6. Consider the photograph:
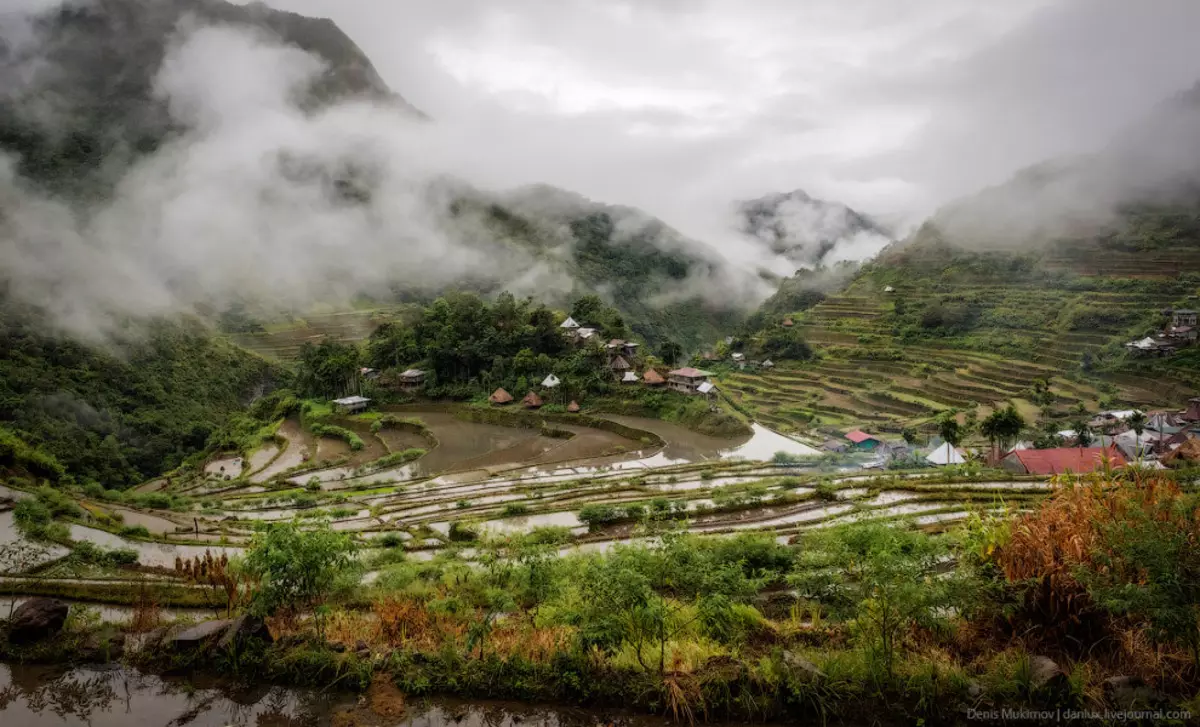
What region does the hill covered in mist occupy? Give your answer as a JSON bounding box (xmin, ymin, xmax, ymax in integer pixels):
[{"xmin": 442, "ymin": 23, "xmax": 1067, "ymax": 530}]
[
  {"xmin": 737, "ymin": 189, "xmax": 892, "ymax": 272},
  {"xmin": 0, "ymin": 0, "xmax": 778, "ymax": 352}
]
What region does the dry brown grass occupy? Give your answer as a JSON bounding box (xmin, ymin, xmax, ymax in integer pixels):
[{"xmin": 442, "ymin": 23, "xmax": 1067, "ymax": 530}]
[
  {"xmin": 993, "ymin": 473, "xmax": 1191, "ymax": 639},
  {"xmin": 174, "ymin": 550, "xmax": 256, "ymax": 617},
  {"xmin": 128, "ymin": 587, "xmax": 161, "ymax": 633}
]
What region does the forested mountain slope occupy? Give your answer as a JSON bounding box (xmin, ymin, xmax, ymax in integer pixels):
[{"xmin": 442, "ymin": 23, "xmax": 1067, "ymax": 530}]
[{"xmin": 0, "ymin": 297, "xmax": 276, "ymax": 487}]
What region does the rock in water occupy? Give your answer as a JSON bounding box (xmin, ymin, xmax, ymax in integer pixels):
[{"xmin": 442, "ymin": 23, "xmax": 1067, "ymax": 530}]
[
  {"xmin": 6, "ymin": 598, "xmax": 70, "ymax": 644},
  {"xmin": 168, "ymin": 619, "xmax": 234, "ymax": 651}
]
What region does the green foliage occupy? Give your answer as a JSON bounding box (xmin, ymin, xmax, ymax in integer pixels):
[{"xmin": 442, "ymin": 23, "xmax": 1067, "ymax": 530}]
[
  {"xmin": 71, "ymin": 541, "xmax": 138, "ymax": 567},
  {"xmin": 792, "ymin": 524, "xmax": 966, "ymax": 681},
  {"xmin": 936, "ymin": 413, "xmax": 966, "ymax": 447},
  {"xmin": 242, "ymin": 522, "xmax": 360, "ymax": 618},
  {"xmin": 1083, "ymin": 488, "xmax": 1200, "ymax": 668},
  {"xmin": 493, "ymin": 503, "xmax": 526, "ymax": 518},
  {"xmin": 118, "ymin": 525, "xmax": 150, "ymax": 538},
  {"xmin": 369, "ymin": 448, "xmax": 426, "ymax": 469},
  {"xmin": 759, "ymin": 326, "xmax": 814, "ymax": 360},
  {"xmin": 980, "ymin": 404, "xmax": 1025, "ymax": 456},
  {"xmin": 295, "ymin": 338, "xmax": 361, "ymax": 399},
  {"xmin": 0, "ymin": 305, "xmax": 275, "ymax": 487},
  {"xmin": 308, "ymin": 422, "xmax": 364, "ymax": 451},
  {"xmin": 0, "ymin": 426, "xmax": 65, "ymax": 481}
]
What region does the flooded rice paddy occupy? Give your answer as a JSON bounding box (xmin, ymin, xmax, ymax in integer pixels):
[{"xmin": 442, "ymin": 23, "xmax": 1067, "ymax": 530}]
[{"xmin": 1, "ymin": 408, "xmax": 1046, "ymax": 599}]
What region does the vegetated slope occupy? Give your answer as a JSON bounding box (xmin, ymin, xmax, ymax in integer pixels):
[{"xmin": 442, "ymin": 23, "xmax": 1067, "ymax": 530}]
[
  {"xmin": 0, "ymin": 0, "xmax": 421, "ymax": 198},
  {"xmin": 726, "ymin": 87, "xmax": 1200, "ymax": 435},
  {"xmin": 0, "ymin": 297, "xmax": 277, "ymax": 487},
  {"xmin": 738, "ymin": 188, "xmax": 893, "ymax": 270}
]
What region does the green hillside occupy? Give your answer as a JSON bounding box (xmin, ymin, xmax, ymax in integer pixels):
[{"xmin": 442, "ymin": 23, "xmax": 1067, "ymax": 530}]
[
  {"xmin": 0, "ymin": 299, "xmax": 277, "ymax": 487},
  {"xmin": 725, "ymin": 204, "xmax": 1200, "ymax": 435}
]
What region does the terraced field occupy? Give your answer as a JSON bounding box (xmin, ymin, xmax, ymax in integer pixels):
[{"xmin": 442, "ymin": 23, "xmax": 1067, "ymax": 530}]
[
  {"xmin": 229, "ymin": 306, "xmax": 415, "ymax": 361},
  {"xmin": 0, "ymin": 411, "xmax": 1050, "ymax": 608},
  {"xmin": 727, "ymin": 258, "xmax": 1200, "ymax": 433}
]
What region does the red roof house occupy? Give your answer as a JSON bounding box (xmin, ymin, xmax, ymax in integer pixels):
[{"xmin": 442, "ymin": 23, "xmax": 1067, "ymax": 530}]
[
  {"xmin": 844, "ymin": 430, "xmax": 881, "ymax": 450},
  {"xmin": 1000, "ymin": 446, "xmax": 1126, "ymax": 476}
]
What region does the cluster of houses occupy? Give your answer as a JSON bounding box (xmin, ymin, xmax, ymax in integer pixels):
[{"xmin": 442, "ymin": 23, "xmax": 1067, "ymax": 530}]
[
  {"xmin": 353, "ymin": 314, "xmax": 728, "ymax": 415},
  {"xmin": 477, "ymin": 317, "xmax": 724, "ymax": 412},
  {"xmin": 824, "ymin": 397, "xmax": 1200, "ymax": 474},
  {"xmin": 1124, "ymin": 308, "xmax": 1197, "ymax": 356}
]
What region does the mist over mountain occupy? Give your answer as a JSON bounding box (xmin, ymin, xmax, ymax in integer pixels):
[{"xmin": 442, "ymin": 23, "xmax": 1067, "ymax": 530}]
[
  {"xmin": 914, "ymin": 80, "xmax": 1200, "ymax": 254},
  {"xmin": 0, "ymin": 0, "xmax": 785, "ymax": 349},
  {"xmin": 737, "ymin": 189, "xmax": 893, "ymax": 274}
]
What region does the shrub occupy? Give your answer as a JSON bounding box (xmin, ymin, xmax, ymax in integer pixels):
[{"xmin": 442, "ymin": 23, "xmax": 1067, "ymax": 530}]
[
  {"xmin": 500, "ymin": 503, "xmax": 530, "ymax": 517},
  {"xmin": 119, "ymin": 525, "xmax": 150, "ymax": 538},
  {"xmin": 242, "ymin": 522, "xmax": 359, "ymax": 619}
]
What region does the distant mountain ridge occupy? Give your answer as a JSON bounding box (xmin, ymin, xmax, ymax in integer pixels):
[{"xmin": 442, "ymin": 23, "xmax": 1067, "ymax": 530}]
[{"xmin": 737, "ymin": 189, "xmax": 893, "ymax": 271}]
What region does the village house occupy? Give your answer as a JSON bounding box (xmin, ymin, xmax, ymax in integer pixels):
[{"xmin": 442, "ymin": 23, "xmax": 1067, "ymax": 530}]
[
  {"xmin": 1125, "ymin": 335, "xmax": 1177, "ymax": 356},
  {"xmin": 667, "ymin": 367, "xmax": 712, "ymax": 395},
  {"xmin": 844, "ymin": 430, "xmax": 882, "ymax": 451},
  {"xmin": 1000, "ymin": 446, "xmax": 1126, "ymax": 476},
  {"xmin": 821, "ymin": 439, "xmax": 848, "ymax": 453},
  {"xmin": 609, "ymin": 355, "xmax": 632, "ymax": 378},
  {"xmin": 541, "ymin": 373, "xmax": 561, "ymax": 389},
  {"xmin": 572, "ymin": 327, "xmax": 598, "ymax": 345},
  {"xmin": 489, "ymin": 388, "xmax": 514, "ymax": 406},
  {"xmin": 622, "ymin": 371, "xmax": 639, "ymax": 384},
  {"xmin": 559, "ymin": 316, "xmax": 580, "ymax": 331},
  {"xmin": 522, "ymin": 391, "xmax": 543, "ymax": 409},
  {"xmin": 332, "ymin": 395, "xmax": 370, "ymax": 414},
  {"xmin": 606, "ymin": 339, "xmax": 640, "ymax": 359},
  {"xmin": 567, "ymin": 400, "xmax": 581, "ymax": 413},
  {"xmin": 782, "ymin": 318, "xmax": 794, "ymax": 328},
  {"xmin": 397, "ymin": 368, "xmax": 425, "ymax": 393},
  {"xmin": 1185, "ymin": 398, "xmax": 1200, "ymax": 422},
  {"xmin": 359, "ymin": 367, "xmax": 380, "ymax": 381},
  {"xmin": 1171, "ymin": 309, "xmax": 1198, "ymax": 328},
  {"xmin": 761, "ymin": 360, "xmax": 775, "ymax": 370},
  {"xmin": 697, "ymin": 381, "xmax": 718, "ymax": 399},
  {"xmin": 642, "ymin": 369, "xmax": 666, "ymax": 387}
]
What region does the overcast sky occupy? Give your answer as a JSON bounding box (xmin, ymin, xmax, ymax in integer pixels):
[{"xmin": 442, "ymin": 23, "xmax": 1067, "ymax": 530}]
[{"xmin": 240, "ymin": 0, "xmax": 1200, "ymax": 234}]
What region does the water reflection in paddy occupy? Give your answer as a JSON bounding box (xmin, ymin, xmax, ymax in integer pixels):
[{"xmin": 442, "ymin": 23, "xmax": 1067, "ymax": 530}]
[{"xmin": 67, "ymin": 524, "xmax": 243, "ymax": 568}]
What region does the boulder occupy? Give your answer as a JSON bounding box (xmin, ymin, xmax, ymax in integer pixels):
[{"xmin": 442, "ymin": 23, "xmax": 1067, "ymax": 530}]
[
  {"xmin": 1103, "ymin": 676, "xmax": 1166, "ymax": 709},
  {"xmin": 783, "ymin": 650, "xmax": 826, "ymax": 679},
  {"xmin": 168, "ymin": 619, "xmax": 232, "ymax": 650},
  {"xmin": 1029, "ymin": 655, "xmax": 1067, "ymax": 692},
  {"xmin": 6, "ymin": 598, "xmax": 69, "ymax": 644},
  {"xmin": 216, "ymin": 614, "xmax": 273, "ymax": 651}
]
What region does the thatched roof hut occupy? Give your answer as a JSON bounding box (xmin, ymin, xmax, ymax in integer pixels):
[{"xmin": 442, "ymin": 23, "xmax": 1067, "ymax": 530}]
[
  {"xmin": 489, "ymin": 388, "xmax": 514, "ymax": 405},
  {"xmin": 567, "ymin": 400, "xmax": 581, "ymax": 413},
  {"xmin": 642, "ymin": 368, "xmax": 665, "ymax": 386},
  {"xmin": 610, "ymin": 355, "xmax": 631, "ymax": 371},
  {"xmin": 522, "ymin": 391, "xmax": 544, "ymax": 409}
]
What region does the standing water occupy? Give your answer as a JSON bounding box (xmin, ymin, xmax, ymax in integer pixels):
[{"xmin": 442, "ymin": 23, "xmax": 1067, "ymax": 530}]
[{"xmin": 0, "ymin": 663, "xmax": 738, "ymax": 727}]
